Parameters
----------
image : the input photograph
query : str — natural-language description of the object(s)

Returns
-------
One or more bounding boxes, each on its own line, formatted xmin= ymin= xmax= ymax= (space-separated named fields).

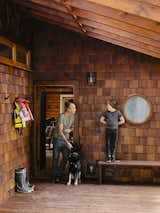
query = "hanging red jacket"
xmin=15 ymin=99 xmax=34 ymax=122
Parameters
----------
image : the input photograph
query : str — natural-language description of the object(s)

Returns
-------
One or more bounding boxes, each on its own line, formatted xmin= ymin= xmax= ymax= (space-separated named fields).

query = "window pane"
xmin=124 ymin=96 xmax=151 ymax=124
xmin=16 ymin=47 xmax=27 ymax=64
xmin=0 ymin=43 xmax=12 ymax=59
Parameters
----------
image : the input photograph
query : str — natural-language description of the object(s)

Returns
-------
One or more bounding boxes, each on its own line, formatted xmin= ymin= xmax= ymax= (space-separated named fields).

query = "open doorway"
xmin=33 ymin=82 xmax=79 ymax=179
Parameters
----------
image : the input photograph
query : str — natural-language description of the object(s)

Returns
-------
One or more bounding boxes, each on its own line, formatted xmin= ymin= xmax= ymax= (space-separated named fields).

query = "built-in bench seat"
xmin=98 ymin=160 xmax=160 ymax=184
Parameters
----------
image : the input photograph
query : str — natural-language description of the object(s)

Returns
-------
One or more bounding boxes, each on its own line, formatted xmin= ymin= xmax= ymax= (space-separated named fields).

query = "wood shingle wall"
xmin=0 ymin=64 xmax=33 ymax=203
xmin=0 ymin=1 xmax=34 ymax=203
xmin=33 ymin=23 xmax=160 ymax=182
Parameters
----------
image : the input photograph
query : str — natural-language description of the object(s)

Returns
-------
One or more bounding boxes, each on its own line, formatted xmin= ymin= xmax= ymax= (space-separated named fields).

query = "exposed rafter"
xmin=59 ymin=0 xmax=87 ymax=33
xmin=10 ymin=0 xmax=160 ymax=59
xmin=65 ymin=0 xmax=160 ymax=33
xmin=87 ymin=0 xmax=160 ymax=22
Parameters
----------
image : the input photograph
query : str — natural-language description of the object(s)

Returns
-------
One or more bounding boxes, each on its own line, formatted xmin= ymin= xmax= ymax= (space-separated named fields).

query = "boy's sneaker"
xmin=106 ymin=157 xmax=111 ymax=163
xmin=111 ymin=155 xmax=115 ymax=162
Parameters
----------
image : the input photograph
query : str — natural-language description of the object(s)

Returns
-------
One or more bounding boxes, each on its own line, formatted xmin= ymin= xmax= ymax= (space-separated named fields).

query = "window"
xmin=16 ymin=46 xmax=27 ymax=64
xmin=60 ymin=94 xmax=74 ymax=113
xmin=124 ymin=95 xmax=152 ymax=124
xmin=0 ymin=36 xmax=31 ymax=71
xmin=0 ymin=43 xmax=12 ymax=59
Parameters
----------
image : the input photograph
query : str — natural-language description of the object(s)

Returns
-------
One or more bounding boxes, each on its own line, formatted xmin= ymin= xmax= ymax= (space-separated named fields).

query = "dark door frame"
xmin=33 ymin=80 xmax=79 ymax=179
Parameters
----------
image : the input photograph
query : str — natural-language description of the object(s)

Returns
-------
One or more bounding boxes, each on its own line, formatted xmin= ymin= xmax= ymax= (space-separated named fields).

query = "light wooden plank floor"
xmin=0 ymin=183 xmax=160 ymax=213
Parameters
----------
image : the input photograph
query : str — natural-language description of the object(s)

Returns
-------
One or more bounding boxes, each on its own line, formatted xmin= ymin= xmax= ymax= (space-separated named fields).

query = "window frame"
xmin=123 ymin=94 xmax=152 ymax=125
xmin=0 ymin=36 xmax=31 ymax=71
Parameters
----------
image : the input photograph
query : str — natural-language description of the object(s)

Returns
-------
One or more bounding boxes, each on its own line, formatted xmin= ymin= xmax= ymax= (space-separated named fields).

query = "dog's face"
xmin=69 ymin=152 xmax=80 ymax=163
xmin=69 ymin=143 xmax=81 ymax=168
xmin=68 ymin=151 xmax=81 ymax=175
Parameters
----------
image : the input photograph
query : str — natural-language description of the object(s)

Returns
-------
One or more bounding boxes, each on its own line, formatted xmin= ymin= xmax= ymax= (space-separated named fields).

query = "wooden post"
xmin=98 ymin=162 xmax=102 ymax=184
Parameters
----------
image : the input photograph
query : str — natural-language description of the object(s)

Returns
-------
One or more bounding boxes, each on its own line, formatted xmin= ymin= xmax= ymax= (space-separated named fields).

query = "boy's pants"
xmin=106 ymin=128 xmax=118 ymax=160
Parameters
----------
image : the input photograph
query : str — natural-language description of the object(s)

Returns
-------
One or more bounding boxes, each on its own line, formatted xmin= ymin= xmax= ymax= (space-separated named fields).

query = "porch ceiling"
xmin=11 ymin=0 xmax=160 ymax=59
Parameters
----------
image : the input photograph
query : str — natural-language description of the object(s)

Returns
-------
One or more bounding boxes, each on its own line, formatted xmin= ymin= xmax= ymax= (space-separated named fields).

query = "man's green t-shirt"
xmin=53 ymin=113 xmax=75 ymax=140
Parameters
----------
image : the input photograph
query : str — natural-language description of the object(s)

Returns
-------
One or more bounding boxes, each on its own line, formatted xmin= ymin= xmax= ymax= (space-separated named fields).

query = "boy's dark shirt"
xmin=103 ymin=110 xmax=122 ymax=130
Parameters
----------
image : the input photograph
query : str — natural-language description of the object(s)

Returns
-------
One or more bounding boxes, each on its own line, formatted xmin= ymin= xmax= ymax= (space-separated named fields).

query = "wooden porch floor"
xmin=0 ymin=183 xmax=160 ymax=213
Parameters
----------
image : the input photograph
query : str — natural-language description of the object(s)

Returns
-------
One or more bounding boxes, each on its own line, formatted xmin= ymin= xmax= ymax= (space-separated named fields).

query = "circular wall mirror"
xmin=124 ymin=95 xmax=151 ymax=124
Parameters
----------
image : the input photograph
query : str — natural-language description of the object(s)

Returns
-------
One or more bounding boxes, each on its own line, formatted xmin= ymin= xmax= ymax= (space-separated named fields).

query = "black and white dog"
xmin=67 ymin=142 xmax=81 ymax=186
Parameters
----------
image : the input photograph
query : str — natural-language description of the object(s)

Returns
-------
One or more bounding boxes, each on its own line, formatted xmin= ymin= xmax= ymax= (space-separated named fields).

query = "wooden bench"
xmin=98 ymin=160 xmax=160 ymax=184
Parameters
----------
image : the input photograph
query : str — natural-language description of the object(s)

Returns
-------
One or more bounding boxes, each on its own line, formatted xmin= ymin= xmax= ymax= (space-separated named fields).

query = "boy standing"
xmin=100 ymin=99 xmax=125 ymax=162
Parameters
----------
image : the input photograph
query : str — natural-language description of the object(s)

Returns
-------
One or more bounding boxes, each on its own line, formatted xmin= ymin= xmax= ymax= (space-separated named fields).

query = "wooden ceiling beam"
xmin=12 ymin=0 xmax=74 ymax=23
xmin=29 ymin=6 xmax=73 ymax=22
xmin=30 ymin=13 xmax=82 ymax=34
xmin=87 ymin=0 xmax=160 ymax=22
xmin=80 ymin=18 xmax=160 ymax=50
xmin=13 ymin=1 xmax=80 ymax=28
xmin=74 ymin=9 xmax=160 ymax=43
xmin=65 ymin=0 xmax=160 ymax=33
xmin=86 ymin=30 xmax=160 ymax=59
xmin=12 ymin=0 xmax=67 ymax=13
xmin=16 ymin=0 xmax=66 ymax=12
xmin=13 ymin=0 xmax=87 ymax=33
xmin=13 ymin=0 xmax=160 ymax=46
xmin=139 ymin=0 xmax=160 ymax=7
xmin=30 ymin=8 xmax=159 ymax=58
xmin=29 ymin=8 xmax=160 ymax=58
xmin=27 ymin=9 xmax=79 ymax=28
xmin=14 ymin=0 xmax=87 ymax=33
xmin=10 ymin=0 xmax=160 ymax=58
xmin=83 ymin=25 xmax=160 ymax=55
xmin=59 ymin=0 xmax=87 ymax=33
xmin=13 ymin=0 xmax=160 ymax=33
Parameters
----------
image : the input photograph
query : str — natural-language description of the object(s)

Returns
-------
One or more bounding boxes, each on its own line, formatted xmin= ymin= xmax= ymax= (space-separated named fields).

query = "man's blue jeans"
xmin=51 ymin=139 xmax=70 ymax=180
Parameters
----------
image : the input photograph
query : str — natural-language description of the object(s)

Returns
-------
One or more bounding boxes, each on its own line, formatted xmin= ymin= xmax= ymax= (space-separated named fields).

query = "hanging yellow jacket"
xmin=13 ymin=102 xmax=26 ymax=128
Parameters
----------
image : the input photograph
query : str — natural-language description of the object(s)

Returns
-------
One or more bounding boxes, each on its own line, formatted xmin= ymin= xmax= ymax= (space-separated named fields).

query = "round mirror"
xmin=124 ymin=95 xmax=151 ymax=124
